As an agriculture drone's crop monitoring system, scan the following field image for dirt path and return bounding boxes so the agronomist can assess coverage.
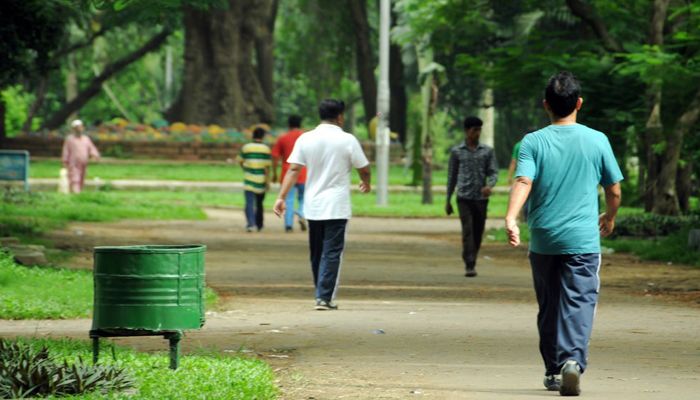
[3,209,699,399]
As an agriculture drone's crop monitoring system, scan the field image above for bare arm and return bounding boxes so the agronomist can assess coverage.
[273,163,302,217]
[357,165,371,193]
[599,182,622,237]
[505,176,533,247]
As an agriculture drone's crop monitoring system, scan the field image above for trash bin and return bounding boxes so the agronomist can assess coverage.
[90,244,206,369]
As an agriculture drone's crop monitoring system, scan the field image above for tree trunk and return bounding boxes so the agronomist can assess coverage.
[44,29,171,130]
[255,0,278,106]
[0,97,6,141]
[652,87,700,215]
[644,86,663,212]
[168,1,274,127]
[22,75,48,133]
[677,162,692,214]
[389,10,407,145]
[348,0,377,125]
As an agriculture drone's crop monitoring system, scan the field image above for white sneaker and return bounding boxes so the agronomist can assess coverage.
[559,360,581,396]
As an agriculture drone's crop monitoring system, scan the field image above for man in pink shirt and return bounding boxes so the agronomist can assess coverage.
[272,115,307,232]
[61,120,100,193]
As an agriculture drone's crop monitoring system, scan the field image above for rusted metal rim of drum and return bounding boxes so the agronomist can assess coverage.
[90,244,206,370]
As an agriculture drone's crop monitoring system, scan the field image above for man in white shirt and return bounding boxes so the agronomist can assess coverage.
[274,99,371,310]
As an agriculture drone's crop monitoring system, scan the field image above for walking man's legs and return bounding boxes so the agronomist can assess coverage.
[457,199,477,276]
[308,220,324,287]
[470,200,488,255]
[308,219,347,304]
[530,252,601,395]
[316,219,347,301]
[529,252,562,376]
[244,191,256,230]
[284,185,297,231]
[255,192,265,230]
[557,253,600,371]
[296,183,306,231]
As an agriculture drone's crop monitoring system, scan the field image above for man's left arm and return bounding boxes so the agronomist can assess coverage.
[600,183,621,237]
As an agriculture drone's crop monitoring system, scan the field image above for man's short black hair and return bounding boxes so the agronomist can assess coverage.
[319,99,345,121]
[463,116,483,130]
[545,71,581,118]
[288,115,302,128]
[252,127,266,140]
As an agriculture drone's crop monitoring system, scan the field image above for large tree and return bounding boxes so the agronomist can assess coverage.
[166,0,276,127]
[566,0,700,215]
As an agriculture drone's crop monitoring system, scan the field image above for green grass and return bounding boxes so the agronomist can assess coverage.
[30,159,509,186]
[0,190,205,238]
[602,227,700,267]
[0,251,219,319]
[0,251,93,319]
[14,338,277,399]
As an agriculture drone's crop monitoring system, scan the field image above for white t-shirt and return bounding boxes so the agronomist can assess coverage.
[287,123,369,220]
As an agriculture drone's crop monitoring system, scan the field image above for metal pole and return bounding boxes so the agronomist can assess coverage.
[376,0,391,206]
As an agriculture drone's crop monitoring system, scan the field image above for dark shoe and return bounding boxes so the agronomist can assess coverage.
[559,360,581,396]
[285,226,293,233]
[543,375,561,391]
[299,218,307,231]
[314,298,338,310]
[465,266,477,277]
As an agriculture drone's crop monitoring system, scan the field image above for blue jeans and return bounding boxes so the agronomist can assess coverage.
[285,183,305,228]
[529,252,601,375]
[308,219,347,301]
[244,190,265,229]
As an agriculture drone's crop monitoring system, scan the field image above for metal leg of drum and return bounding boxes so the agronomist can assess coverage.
[168,332,182,370]
[92,336,100,364]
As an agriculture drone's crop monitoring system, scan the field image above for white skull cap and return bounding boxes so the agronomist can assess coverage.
[71,119,83,127]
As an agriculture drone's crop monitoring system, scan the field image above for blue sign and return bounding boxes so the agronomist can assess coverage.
[0,150,30,191]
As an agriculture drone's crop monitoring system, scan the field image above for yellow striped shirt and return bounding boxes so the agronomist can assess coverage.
[239,142,272,193]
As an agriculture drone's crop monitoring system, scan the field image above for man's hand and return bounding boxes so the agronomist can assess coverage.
[599,213,615,237]
[505,218,520,247]
[481,186,492,197]
[359,182,371,193]
[445,202,454,216]
[273,198,286,217]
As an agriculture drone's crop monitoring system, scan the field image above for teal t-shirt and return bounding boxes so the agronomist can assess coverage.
[515,123,623,255]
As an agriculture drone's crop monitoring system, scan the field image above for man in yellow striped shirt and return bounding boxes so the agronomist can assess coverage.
[239,127,272,232]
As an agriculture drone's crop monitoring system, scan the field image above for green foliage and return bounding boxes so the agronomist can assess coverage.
[15,338,278,399]
[0,0,78,87]
[1,86,41,137]
[0,339,134,398]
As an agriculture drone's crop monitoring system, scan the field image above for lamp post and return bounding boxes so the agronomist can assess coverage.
[376,0,391,206]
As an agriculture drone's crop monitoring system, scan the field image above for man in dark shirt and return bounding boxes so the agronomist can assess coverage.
[446,116,498,277]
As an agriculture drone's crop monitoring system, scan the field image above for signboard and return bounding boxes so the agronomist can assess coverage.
[0,150,30,191]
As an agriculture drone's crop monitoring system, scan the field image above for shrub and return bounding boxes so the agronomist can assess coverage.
[613,214,700,238]
[0,339,134,398]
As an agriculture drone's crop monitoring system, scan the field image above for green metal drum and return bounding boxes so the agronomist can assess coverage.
[92,245,206,331]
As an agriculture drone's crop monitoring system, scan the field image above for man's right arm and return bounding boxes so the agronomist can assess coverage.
[273,163,302,217]
[505,176,532,247]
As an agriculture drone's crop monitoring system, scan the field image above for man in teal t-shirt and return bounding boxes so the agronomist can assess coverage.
[505,72,623,396]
